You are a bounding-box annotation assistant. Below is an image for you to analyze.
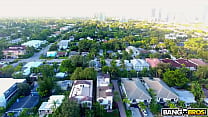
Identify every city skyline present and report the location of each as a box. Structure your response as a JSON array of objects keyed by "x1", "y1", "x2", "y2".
[{"x1": 0, "y1": 0, "x2": 208, "y2": 23}]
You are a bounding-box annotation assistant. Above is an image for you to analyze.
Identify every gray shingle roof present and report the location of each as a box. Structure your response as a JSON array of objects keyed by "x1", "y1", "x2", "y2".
[
  {"x1": 122, "y1": 78, "x2": 151, "y2": 100},
  {"x1": 143, "y1": 77, "x2": 178, "y2": 99}
]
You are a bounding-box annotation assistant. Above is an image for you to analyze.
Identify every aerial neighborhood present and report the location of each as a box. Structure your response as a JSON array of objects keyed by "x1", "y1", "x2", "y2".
[{"x1": 0, "y1": 18, "x2": 208, "y2": 117}]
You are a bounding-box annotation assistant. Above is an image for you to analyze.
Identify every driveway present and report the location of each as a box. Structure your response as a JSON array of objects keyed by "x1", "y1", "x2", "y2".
[{"x1": 112, "y1": 80, "x2": 127, "y2": 117}]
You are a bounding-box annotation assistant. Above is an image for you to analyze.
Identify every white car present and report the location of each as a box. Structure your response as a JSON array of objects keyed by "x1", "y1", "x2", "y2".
[{"x1": 142, "y1": 109, "x2": 148, "y2": 116}]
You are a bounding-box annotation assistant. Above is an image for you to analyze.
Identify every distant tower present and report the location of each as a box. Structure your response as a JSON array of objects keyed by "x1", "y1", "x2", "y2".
[
  {"x1": 151, "y1": 8, "x2": 156, "y2": 18},
  {"x1": 151, "y1": 8, "x2": 156, "y2": 22},
  {"x1": 158, "y1": 9, "x2": 162, "y2": 21}
]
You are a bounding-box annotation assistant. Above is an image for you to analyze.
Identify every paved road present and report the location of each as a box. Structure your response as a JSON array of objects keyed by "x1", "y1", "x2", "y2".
[
  {"x1": 11, "y1": 43, "x2": 52, "y2": 67},
  {"x1": 112, "y1": 80, "x2": 127, "y2": 117}
]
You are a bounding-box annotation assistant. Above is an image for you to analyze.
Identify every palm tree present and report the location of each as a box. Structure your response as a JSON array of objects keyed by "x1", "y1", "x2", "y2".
[{"x1": 52, "y1": 100, "x2": 59, "y2": 112}]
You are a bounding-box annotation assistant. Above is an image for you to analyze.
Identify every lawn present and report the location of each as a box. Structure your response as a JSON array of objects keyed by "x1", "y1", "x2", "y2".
[{"x1": 104, "y1": 109, "x2": 120, "y2": 117}]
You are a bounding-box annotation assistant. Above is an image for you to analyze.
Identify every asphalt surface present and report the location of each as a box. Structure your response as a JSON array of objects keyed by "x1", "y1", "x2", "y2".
[{"x1": 112, "y1": 80, "x2": 127, "y2": 117}]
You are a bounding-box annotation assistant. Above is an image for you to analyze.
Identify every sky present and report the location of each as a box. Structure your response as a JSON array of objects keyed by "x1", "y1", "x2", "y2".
[{"x1": 0, "y1": 0, "x2": 208, "y2": 22}]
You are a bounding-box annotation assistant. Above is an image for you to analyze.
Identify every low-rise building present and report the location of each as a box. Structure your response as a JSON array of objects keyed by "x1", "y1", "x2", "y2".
[
  {"x1": 130, "y1": 59, "x2": 149, "y2": 71},
  {"x1": 161, "y1": 59, "x2": 182, "y2": 68},
  {"x1": 97, "y1": 74, "x2": 113, "y2": 110},
  {"x1": 143, "y1": 77, "x2": 178, "y2": 103},
  {"x1": 69, "y1": 80, "x2": 93, "y2": 108},
  {"x1": 121, "y1": 78, "x2": 152, "y2": 106},
  {"x1": 2, "y1": 46, "x2": 26, "y2": 59},
  {"x1": 55, "y1": 72, "x2": 67, "y2": 79},
  {"x1": 146, "y1": 58, "x2": 161, "y2": 68},
  {"x1": 22, "y1": 62, "x2": 43, "y2": 76},
  {"x1": 0, "y1": 78, "x2": 25, "y2": 107},
  {"x1": 176, "y1": 59, "x2": 197, "y2": 71},
  {"x1": 171, "y1": 88, "x2": 196, "y2": 106},
  {"x1": 189, "y1": 59, "x2": 207, "y2": 66},
  {"x1": 126, "y1": 46, "x2": 140, "y2": 57},
  {"x1": 39, "y1": 95, "x2": 65, "y2": 116},
  {"x1": 58, "y1": 40, "x2": 69, "y2": 50},
  {"x1": 56, "y1": 80, "x2": 73, "y2": 90},
  {"x1": 22, "y1": 40, "x2": 47, "y2": 49},
  {"x1": 46, "y1": 51, "x2": 57, "y2": 57}
]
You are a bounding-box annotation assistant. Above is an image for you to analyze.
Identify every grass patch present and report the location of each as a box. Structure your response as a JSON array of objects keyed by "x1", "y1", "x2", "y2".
[{"x1": 104, "y1": 109, "x2": 119, "y2": 117}]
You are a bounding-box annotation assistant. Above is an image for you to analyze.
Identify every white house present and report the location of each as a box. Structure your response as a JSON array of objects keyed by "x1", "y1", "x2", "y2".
[
  {"x1": 0, "y1": 78, "x2": 25, "y2": 107},
  {"x1": 22, "y1": 40, "x2": 47, "y2": 49},
  {"x1": 124, "y1": 60, "x2": 133, "y2": 71},
  {"x1": 165, "y1": 33, "x2": 177, "y2": 39},
  {"x1": 69, "y1": 80, "x2": 93, "y2": 108},
  {"x1": 97, "y1": 74, "x2": 113, "y2": 110},
  {"x1": 22, "y1": 62, "x2": 43, "y2": 76},
  {"x1": 57, "y1": 40, "x2": 69, "y2": 50},
  {"x1": 143, "y1": 77, "x2": 178, "y2": 103},
  {"x1": 130, "y1": 59, "x2": 150, "y2": 71},
  {"x1": 38, "y1": 95, "x2": 65, "y2": 116},
  {"x1": 121, "y1": 78, "x2": 152, "y2": 106},
  {"x1": 125, "y1": 46, "x2": 140, "y2": 57}
]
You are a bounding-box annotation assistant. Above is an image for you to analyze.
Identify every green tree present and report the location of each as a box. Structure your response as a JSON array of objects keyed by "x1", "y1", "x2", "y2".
[
  {"x1": 70, "y1": 67, "x2": 83, "y2": 80},
  {"x1": 37, "y1": 77, "x2": 54, "y2": 97},
  {"x1": 195, "y1": 66, "x2": 208, "y2": 79},
  {"x1": 60, "y1": 59, "x2": 74, "y2": 73},
  {"x1": 17, "y1": 83, "x2": 31, "y2": 96},
  {"x1": 191, "y1": 81, "x2": 204, "y2": 102},
  {"x1": 163, "y1": 69, "x2": 189, "y2": 88},
  {"x1": 52, "y1": 99, "x2": 80, "y2": 117},
  {"x1": 0, "y1": 65, "x2": 15, "y2": 77}
]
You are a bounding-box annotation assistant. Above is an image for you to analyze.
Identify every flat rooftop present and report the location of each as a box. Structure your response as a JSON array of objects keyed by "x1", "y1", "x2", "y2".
[{"x1": 0, "y1": 78, "x2": 25, "y2": 94}]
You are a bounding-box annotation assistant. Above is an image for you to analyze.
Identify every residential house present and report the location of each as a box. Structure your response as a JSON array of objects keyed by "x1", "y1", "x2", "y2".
[
  {"x1": 57, "y1": 51, "x2": 67, "y2": 57},
  {"x1": 69, "y1": 80, "x2": 93, "y2": 108},
  {"x1": 189, "y1": 59, "x2": 207, "y2": 66},
  {"x1": 22, "y1": 40, "x2": 47, "y2": 49},
  {"x1": 143, "y1": 77, "x2": 178, "y2": 103},
  {"x1": 125, "y1": 46, "x2": 140, "y2": 57},
  {"x1": 97, "y1": 74, "x2": 113, "y2": 110},
  {"x1": 171, "y1": 88, "x2": 196, "y2": 106},
  {"x1": 56, "y1": 80, "x2": 73, "y2": 91},
  {"x1": 46, "y1": 51, "x2": 57, "y2": 58},
  {"x1": 176, "y1": 59, "x2": 197, "y2": 70},
  {"x1": 146, "y1": 58, "x2": 160, "y2": 68},
  {"x1": 0, "y1": 78, "x2": 25, "y2": 107},
  {"x1": 161, "y1": 59, "x2": 182, "y2": 68},
  {"x1": 39, "y1": 95, "x2": 65, "y2": 116},
  {"x1": 121, "y1": 78, "x2": 152, "y2": 107},
  {"x1": 57, "y1": 40, "x2": 69, "y2": 50},
  {"x1": 55, "y1": 72, "x2": 67, "y2": 79},
  {"x1": 22, "y1": 62, "x2": 43, "y2": 76},
  {"x1": 130, "y1": 59, "x2": 149, "y2": 71},
  {"x1": 2, "y1": 46, "x2": 26, "y2": 59}
]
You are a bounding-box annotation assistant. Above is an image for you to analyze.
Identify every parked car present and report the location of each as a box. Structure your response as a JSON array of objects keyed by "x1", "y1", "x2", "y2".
[{"x1": 142, "y1": 109, "x2": 148, "y2": 116}]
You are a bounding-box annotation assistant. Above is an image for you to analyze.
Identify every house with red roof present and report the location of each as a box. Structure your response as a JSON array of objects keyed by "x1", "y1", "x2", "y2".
[
  {"x1": 189, "y1": 59, "x2": 207, "y2": 66},
  {"x1": 145, "y1": 58, "x2": 161, "y2": 67},
  {"x1": 161, "y1": 59, "x2": 182, "y2": 68},
  {"x1": 176, "y1": 59, "x2": 197, "y2": 70}
]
